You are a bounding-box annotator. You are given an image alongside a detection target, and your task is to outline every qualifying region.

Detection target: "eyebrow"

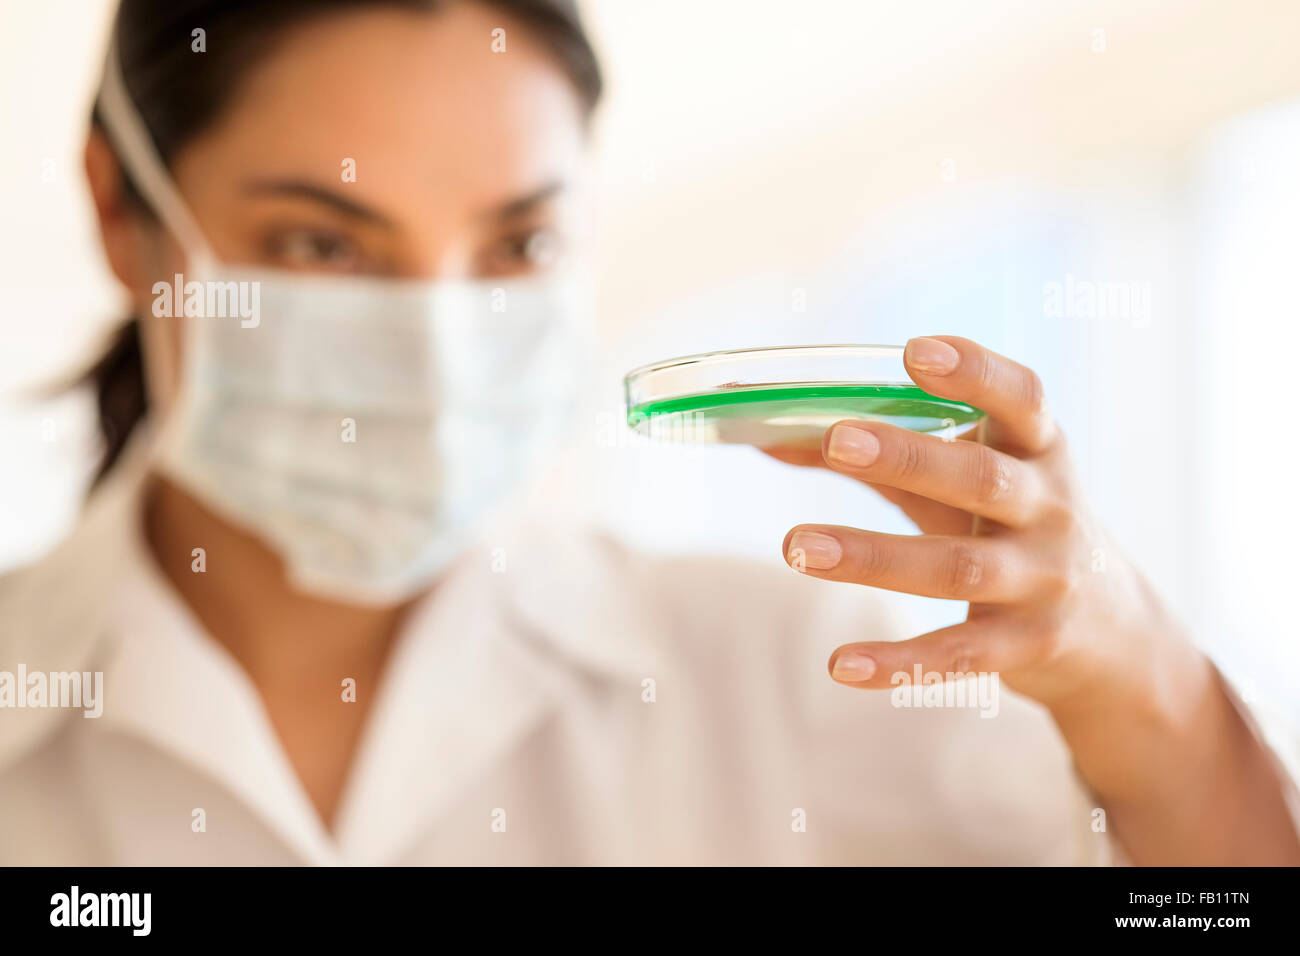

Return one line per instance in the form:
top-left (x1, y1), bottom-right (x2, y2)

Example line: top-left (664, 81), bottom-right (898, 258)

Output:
top-left (487, 180), bottom-right (565, 222)
top-left (243, 178), bottom-right (398, 227)
top-left (241, 178), bottom-right (565, 227)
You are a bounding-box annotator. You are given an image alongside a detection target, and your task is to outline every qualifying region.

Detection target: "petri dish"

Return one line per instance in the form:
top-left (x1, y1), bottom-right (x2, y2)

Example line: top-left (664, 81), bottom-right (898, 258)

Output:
top-left (624, 344), bottom-right (985, 446)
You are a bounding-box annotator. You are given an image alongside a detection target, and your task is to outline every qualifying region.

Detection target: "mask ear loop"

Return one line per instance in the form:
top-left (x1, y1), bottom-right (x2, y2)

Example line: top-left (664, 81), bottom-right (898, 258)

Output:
top-left (96, 36), bottom-right (215, 264)
top-left (96, 35), bottom-right (219, 418)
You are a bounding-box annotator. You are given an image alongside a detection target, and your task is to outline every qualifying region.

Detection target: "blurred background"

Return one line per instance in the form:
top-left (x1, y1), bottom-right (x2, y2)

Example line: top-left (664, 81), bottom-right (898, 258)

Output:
top-left (2, 0), bottom-right (1298, 716)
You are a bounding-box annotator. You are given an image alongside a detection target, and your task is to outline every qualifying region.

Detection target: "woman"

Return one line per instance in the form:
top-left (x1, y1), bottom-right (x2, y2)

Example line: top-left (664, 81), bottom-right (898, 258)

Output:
top-left (0, 0), bottom-right (1297, 865)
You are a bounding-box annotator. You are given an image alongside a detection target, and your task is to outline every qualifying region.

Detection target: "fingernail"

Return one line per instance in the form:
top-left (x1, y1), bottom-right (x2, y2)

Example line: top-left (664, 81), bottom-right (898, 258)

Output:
top-left (831, 651), bottom-right (877, 682)
top-left (905, 337), bottom-right (960, 375)
top-left (826, 425), bottom-right (880, 467)
top-left (787, 531), bottom-right (842, 571)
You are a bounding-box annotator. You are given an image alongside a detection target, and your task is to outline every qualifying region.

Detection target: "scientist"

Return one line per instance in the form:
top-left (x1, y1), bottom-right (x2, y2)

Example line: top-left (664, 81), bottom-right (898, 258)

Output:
top-left (1, 0), bottom-right (1297, 865)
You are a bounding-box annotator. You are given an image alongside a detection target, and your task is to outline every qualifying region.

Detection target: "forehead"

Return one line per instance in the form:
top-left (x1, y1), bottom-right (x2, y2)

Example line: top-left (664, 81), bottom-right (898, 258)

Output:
top-left (174, 3), bottom-right (587, 218)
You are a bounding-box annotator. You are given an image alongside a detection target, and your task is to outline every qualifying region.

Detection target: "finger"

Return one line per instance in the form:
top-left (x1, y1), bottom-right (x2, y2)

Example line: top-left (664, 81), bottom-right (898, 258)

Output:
top-left (903, 336), bottom-right (1057, 455)
top-left (782, 525), bottom-right (1040, 603)
top-left (825, 617), bottom-right (1041, 689)
top-left (821, 420), bottom-right (1048, 528)
top-left (763, 441), bottom-right (976, 535)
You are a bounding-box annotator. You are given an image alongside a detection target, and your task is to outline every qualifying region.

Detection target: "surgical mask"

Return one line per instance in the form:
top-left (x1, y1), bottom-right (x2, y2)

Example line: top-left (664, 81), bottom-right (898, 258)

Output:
top-left (97, 40), bottom-right (589, 604)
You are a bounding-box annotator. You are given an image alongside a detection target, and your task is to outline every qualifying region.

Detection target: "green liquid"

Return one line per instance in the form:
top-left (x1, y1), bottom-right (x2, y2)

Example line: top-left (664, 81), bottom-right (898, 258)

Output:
top-left (626, 384), bottom-right (984, 445)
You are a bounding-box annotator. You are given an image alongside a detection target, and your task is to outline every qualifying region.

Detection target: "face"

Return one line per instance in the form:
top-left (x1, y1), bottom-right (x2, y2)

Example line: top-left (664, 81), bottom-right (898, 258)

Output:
top-left (86, 2), bottom-right (590, 407)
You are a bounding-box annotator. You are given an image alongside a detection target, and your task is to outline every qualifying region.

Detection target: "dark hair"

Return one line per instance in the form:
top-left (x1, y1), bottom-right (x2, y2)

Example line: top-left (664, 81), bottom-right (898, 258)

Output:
top-left (87, 0), bottom-right (602, 483)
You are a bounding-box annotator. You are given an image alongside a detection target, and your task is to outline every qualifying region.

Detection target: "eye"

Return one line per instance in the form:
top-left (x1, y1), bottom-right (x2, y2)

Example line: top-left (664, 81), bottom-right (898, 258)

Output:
top-left (265, 228), bottom-right (364, 272)
top-left (479, 226), bottom-right (565, 277)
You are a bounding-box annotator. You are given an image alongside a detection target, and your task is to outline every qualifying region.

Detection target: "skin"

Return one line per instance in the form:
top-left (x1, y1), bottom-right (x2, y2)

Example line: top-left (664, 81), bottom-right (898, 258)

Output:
top-left (83, 5), bottom-right (1299, 861)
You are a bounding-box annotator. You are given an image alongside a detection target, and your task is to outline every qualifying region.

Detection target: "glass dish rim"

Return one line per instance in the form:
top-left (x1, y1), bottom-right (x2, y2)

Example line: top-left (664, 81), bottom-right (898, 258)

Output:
top-left (623, 343), bottom-right (906, 382)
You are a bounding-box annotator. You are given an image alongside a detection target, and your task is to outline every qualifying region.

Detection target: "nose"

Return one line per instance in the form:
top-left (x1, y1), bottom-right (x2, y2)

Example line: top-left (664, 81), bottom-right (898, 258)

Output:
top-left (405, 238), bottom-right (477, 281)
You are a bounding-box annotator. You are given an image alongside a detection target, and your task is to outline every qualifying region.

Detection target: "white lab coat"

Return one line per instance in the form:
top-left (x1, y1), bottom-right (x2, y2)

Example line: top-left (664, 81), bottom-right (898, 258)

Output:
top-left (1, 435), bottom-right (1297, 865)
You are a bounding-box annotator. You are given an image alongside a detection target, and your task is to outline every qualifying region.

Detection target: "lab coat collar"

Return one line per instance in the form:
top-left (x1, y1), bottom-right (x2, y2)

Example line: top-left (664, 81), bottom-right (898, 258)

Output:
top-left (98, 508), bottom-right (348, 865)
top-left (327, 559), bottom-right (558, 863)
top-left (489, 511), bottom-right (668, 685)
top-left (330, 510), bottom-right (670, 863)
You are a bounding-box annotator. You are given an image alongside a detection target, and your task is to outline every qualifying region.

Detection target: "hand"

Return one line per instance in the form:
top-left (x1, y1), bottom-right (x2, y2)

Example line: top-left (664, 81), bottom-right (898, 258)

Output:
top-left (770, 335), bottom-right (1300, 864)
top-left (770, 335), bottom-right (1180, 707)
